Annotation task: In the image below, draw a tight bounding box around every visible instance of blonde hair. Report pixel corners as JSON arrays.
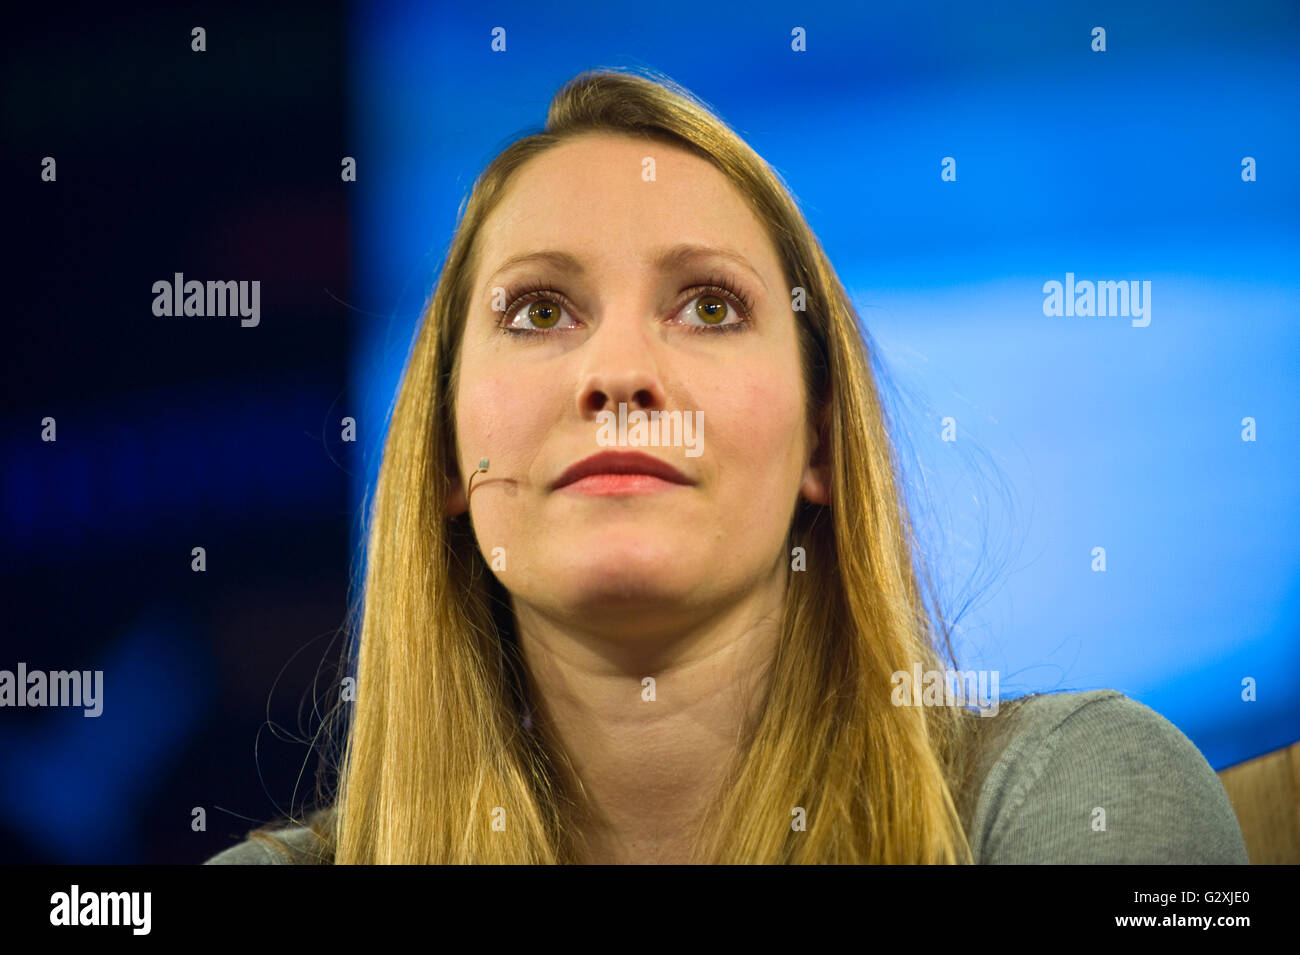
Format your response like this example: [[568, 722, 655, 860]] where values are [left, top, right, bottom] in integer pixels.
[[257, 66, 993, 864]]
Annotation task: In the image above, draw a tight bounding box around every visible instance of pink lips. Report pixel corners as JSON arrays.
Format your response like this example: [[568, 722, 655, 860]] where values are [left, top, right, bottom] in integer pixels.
[[551, 451, 694, 495]]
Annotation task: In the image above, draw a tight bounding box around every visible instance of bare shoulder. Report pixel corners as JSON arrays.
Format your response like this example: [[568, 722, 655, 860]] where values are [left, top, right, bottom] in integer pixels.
[[203, 825, 330, 865]]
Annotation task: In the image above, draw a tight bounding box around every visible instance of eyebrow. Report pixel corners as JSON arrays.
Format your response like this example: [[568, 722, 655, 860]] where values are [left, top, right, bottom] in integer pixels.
[[486, 242, 770, 294]]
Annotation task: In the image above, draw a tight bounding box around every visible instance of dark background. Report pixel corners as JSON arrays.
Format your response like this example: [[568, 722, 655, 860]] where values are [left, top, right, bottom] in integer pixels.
[[1, 1, 352, 863]]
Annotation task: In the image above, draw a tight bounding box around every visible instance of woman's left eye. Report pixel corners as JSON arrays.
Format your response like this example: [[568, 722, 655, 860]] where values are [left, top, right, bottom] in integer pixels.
[[677, 292, 746, 330], [673, 285, 753, 333]]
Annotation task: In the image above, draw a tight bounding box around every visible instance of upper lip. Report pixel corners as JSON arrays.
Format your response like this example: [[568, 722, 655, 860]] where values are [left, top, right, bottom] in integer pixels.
[[551, 451, 694, 490]]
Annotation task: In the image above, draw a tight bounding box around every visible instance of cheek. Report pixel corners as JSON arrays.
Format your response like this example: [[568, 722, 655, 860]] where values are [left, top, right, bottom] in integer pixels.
[[456, 364, 551, 471], [705, 367, 806, 481]]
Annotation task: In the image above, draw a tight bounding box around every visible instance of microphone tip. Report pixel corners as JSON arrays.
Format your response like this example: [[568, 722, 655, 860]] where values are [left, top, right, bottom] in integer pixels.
[[478, 458, 490, 472]]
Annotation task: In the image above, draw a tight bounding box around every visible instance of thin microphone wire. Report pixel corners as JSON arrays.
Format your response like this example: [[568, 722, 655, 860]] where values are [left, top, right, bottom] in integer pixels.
[[466, 457, 490, 500]]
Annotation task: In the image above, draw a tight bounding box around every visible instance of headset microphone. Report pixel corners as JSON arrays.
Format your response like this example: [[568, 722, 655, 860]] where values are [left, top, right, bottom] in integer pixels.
[[466, 457, 490, 499]]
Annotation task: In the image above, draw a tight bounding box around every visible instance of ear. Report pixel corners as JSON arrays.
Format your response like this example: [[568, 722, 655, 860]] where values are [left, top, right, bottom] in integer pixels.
[[445, 458, 468, 518], [798, 391, 831, 507]]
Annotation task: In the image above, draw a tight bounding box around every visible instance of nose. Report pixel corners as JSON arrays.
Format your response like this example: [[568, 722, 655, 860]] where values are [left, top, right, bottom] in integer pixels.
[[574, 314, 669, 422]]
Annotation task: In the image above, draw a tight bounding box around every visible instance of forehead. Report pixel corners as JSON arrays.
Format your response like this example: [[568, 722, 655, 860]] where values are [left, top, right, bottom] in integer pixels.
[[475, 132, 778, 282]]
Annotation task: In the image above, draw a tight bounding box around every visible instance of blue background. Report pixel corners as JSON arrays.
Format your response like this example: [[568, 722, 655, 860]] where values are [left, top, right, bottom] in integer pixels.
[[348, 0, 1299, 772]]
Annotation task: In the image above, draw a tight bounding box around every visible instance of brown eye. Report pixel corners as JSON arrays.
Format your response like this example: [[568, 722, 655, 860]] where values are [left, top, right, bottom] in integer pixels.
[[526, 299, 562, 328], [695, 295, 728, 325]]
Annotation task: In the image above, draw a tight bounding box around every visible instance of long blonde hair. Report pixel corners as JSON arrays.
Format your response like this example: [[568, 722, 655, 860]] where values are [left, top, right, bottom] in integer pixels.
[[261, 66, 989, 864]]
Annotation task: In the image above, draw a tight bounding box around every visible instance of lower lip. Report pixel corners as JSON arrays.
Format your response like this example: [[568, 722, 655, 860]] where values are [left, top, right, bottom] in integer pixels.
[[557, 474, 689, 496]]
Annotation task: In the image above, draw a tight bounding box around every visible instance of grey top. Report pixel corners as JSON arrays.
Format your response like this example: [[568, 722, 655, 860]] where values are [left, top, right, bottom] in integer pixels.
[[203, 689, 1250, 864]]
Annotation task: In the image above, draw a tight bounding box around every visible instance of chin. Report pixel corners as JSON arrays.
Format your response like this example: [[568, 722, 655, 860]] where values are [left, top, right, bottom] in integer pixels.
[[534, 574, 698, 619], [554, 532, 686, 566]]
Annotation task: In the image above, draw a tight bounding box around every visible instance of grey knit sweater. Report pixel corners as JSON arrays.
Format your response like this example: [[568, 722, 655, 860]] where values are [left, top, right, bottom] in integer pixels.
[[203, 689, 1250, 864]]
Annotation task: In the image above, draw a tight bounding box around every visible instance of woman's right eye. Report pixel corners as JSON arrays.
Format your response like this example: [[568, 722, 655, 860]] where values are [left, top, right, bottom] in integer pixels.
[[501, 296, 578, 335]]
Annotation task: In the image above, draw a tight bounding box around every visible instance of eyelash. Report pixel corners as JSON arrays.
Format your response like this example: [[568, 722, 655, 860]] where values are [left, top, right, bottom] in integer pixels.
[[495, 274, 756, 338]]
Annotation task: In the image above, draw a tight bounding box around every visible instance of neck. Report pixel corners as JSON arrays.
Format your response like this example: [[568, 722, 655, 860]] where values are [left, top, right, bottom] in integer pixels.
[[513, 569, 786, 864]]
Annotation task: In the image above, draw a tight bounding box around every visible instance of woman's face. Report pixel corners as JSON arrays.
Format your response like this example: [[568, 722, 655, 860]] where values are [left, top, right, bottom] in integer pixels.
[[449, 131, 828, 633]]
